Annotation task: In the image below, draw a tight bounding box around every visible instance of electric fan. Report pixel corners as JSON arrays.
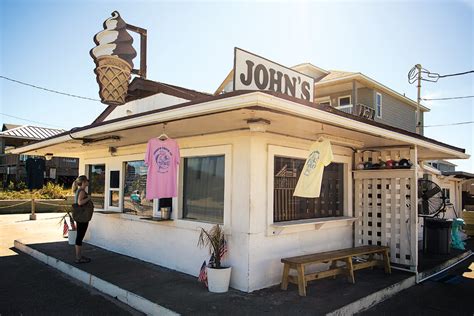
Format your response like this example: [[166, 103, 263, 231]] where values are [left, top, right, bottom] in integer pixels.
[[417, 179, 446, 217]]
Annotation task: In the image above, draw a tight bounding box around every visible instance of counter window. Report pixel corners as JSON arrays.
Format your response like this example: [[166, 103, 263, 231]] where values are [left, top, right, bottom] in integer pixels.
[[183, 155, 224, 223], [273, 156, 344, 222], [88, 164, 105, 209], [123, 160, 153, 217]]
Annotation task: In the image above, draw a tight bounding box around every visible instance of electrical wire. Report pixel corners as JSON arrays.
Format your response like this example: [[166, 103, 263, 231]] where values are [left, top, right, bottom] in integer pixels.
[[421, 95, 474, 101], [438, 70, 474, 78], [0, 75, 100, 102], [0, 112, 67, 129], [424, 121, 473, 127], [408, 66, 474, 84]]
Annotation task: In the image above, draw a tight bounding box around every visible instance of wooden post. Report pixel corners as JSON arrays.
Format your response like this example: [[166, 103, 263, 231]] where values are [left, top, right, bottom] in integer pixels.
[[30, 198, 36, 220]]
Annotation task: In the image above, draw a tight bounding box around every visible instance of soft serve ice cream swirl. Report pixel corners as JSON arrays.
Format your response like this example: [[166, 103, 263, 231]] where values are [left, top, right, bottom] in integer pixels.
[[90, 11, 137, 68]]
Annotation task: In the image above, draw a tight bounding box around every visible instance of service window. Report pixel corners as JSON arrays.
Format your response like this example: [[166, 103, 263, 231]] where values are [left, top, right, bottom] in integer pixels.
[[123, 160, 153, 217], [88, 164, 105, 209], [273, 156, 344, 222], [182, 155, 225, 224]]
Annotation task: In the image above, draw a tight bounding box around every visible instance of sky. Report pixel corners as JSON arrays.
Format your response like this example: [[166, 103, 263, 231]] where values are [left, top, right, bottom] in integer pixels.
[[0, 0, 473, 172]]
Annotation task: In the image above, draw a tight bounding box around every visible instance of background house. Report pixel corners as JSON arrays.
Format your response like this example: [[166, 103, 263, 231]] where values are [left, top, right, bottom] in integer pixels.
[[215, 64, 430, 135], [0, 124, 79, 188]]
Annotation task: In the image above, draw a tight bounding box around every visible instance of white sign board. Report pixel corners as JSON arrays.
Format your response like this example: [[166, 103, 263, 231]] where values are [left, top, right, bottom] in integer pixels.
[[233, 48, 314, 102]]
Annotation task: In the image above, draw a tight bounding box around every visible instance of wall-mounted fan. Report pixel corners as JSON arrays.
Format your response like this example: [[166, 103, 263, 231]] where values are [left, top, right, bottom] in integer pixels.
[[418, 179, 446, 217]]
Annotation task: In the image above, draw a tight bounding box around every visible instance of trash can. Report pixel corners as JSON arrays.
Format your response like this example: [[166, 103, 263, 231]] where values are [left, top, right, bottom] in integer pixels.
[[424, 218, 452, 254]]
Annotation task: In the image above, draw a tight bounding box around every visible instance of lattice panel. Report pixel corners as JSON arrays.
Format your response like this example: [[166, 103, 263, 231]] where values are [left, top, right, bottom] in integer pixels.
[[354, 148, 417, 268]]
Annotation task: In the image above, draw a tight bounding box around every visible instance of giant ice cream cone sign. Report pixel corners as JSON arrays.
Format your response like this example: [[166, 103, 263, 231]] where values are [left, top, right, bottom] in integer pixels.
[[90, 11, 137, 105]]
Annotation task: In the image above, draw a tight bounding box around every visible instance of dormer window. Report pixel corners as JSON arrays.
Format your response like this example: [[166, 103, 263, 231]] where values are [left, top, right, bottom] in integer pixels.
[[338, 95, 351, 106]]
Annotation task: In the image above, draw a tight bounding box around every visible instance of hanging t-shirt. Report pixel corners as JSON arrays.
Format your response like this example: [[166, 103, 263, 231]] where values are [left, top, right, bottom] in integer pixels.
[[293, 139, 333, 198], [145, 138, 180, 200]]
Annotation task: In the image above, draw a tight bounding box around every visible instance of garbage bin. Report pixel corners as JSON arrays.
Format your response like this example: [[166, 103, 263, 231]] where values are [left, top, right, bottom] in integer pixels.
[[423, 218, 452, 254]]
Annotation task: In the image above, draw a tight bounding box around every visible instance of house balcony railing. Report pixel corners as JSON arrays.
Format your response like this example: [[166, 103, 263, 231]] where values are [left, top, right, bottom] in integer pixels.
[[334, 103, 376, 120]]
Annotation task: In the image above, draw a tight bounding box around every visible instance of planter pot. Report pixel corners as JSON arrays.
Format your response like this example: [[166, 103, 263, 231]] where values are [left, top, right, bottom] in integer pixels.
[[68, 230, 77, 245], [207, 266, 232, 293]]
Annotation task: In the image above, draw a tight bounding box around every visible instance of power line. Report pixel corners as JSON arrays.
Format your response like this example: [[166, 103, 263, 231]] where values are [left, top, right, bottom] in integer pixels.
[[408, 66, 474, 84], [421, 95, 474, 101], [0, 75, 100, 102], [438, 70, 474, 78], [424, 121, 473, 128], [0, 112, 67, 129]]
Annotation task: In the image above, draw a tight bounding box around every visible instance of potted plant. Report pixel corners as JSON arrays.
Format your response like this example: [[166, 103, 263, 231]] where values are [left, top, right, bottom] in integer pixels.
[[59, 207, 76, 245], [197, 224, 231, 293]]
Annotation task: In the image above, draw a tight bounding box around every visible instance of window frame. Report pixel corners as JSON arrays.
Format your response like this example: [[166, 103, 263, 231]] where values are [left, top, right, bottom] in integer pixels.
[[375, 92, 383, 118], [122, 160, 154, 217], [338, 95, 352, 107], [267, 145, 352, 235], [178, 145, 232, 229], [315, 96, 332, 107]]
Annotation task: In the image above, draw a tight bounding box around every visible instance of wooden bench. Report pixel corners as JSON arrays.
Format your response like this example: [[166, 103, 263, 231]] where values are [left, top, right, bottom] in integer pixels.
[[281, 245, 391, 296]]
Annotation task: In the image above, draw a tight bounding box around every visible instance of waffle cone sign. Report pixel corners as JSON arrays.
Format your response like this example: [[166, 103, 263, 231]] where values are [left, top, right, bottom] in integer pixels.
[[90, 11, 137, 105], [94, 56, 132, 105]]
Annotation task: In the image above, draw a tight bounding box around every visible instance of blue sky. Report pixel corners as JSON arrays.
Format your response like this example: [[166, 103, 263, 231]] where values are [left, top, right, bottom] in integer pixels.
[[1, 0, 473, 172]]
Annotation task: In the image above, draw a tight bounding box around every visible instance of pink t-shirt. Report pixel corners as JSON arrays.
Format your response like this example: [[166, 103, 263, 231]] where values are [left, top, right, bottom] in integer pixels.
[[145, 138, 180, 200]]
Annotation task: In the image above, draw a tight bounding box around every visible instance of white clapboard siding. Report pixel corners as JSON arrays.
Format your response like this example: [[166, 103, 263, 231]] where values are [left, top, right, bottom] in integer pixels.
[[354, 148, 418, 269]]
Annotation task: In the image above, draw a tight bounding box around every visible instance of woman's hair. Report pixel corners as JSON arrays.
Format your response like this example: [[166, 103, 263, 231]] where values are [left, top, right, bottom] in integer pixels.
[[72, 175, 89, 193]]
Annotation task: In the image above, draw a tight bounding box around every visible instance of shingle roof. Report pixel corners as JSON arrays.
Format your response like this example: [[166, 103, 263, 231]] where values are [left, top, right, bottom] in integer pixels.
[[0, 125, 65, 140], [317, 70, 357, 83]]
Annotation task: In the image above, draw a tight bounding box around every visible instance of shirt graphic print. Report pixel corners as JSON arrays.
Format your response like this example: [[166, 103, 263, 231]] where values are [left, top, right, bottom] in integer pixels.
[[293, 139, 333, 198], [145, 138, 180, 200]]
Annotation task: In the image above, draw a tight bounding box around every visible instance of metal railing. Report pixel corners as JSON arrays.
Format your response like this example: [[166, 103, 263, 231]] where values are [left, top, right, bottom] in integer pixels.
[[334, 103, 376, 120]]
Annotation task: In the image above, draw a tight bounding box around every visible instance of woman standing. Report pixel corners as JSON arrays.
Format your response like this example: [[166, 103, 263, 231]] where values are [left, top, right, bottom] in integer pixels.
[[72, 175, 93, 263]]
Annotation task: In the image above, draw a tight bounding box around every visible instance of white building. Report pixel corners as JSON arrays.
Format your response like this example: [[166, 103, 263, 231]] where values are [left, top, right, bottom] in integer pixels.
[[12, 50, 469, 292]]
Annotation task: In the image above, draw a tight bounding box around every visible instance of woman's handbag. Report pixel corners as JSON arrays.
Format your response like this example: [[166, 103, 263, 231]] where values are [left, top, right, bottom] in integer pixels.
[[72, 200, 94, 223]]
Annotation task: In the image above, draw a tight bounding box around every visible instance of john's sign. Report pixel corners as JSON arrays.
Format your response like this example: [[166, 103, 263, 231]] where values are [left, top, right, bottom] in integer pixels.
[[233, 48, 314, 101]]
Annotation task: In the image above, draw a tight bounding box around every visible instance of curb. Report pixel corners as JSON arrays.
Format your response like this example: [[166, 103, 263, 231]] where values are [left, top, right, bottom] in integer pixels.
[[416, 250, 473, 283], [14, 240, 179, 316], [326, 275, 416, 316]]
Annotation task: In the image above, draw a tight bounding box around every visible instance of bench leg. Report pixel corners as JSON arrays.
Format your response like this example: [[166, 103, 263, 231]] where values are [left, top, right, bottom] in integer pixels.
[[368, 254, 374, 269], [296, 265, 306, 296], [345, 257, 355, 284], [383, 250, 392, 274], [281, 263, 290, 290], [330, 260, 338, 279]]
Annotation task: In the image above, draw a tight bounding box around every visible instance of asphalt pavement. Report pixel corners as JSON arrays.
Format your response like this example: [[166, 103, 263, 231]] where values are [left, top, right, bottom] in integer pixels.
[[0, 213, 143, 316], [359, 245, 474, 316]]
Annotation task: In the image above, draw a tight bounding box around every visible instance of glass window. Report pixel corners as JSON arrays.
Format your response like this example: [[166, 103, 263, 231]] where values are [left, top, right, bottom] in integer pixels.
[[88, 164, 105, 209], [376, 92, 382, 117], [274, 156, 344, 222], [183, 156, 225, 223], [123, 161, 153, 217], [338, 96, 351, 106]]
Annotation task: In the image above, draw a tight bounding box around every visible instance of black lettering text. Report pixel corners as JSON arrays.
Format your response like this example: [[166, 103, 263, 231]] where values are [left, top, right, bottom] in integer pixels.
[[254, 64, 269, 90], [301, 81, 311, 101], [284, 74, 296, 97], [240, 60, 254, 86], [268, 69, 283, 93]]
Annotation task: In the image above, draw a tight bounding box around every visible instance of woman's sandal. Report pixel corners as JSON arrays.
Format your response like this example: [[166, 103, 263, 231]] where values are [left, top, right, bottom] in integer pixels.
[[75, 256, 91, 264]]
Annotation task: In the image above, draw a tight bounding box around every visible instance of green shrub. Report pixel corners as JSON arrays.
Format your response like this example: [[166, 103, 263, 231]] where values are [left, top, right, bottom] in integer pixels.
[[38, 182, 67, 199], [0, 183, 71, 200]]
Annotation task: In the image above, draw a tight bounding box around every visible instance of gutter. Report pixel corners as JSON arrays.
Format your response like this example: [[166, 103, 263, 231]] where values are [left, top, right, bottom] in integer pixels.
[[10, 91, 468, 159], [316, 73, 431, 112]]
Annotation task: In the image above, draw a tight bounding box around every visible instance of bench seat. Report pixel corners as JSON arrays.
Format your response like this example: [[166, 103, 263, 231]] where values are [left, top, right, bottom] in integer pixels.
[[281, 245, 391, 296]]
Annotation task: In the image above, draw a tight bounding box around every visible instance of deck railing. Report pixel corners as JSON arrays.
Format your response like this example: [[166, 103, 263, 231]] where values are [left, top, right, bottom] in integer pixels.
[[334, 103, 376, 120]]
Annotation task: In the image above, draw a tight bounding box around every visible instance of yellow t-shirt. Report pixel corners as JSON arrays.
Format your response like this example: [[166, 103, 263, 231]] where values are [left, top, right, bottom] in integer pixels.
[[293, 139, 334, 198]]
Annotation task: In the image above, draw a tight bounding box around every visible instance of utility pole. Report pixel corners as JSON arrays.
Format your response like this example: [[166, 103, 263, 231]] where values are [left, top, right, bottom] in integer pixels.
[[416, 64, 422, 134]]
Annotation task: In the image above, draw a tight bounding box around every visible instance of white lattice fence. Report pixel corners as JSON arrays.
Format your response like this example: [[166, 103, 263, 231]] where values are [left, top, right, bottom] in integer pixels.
[[354, 149, 418, 268]]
